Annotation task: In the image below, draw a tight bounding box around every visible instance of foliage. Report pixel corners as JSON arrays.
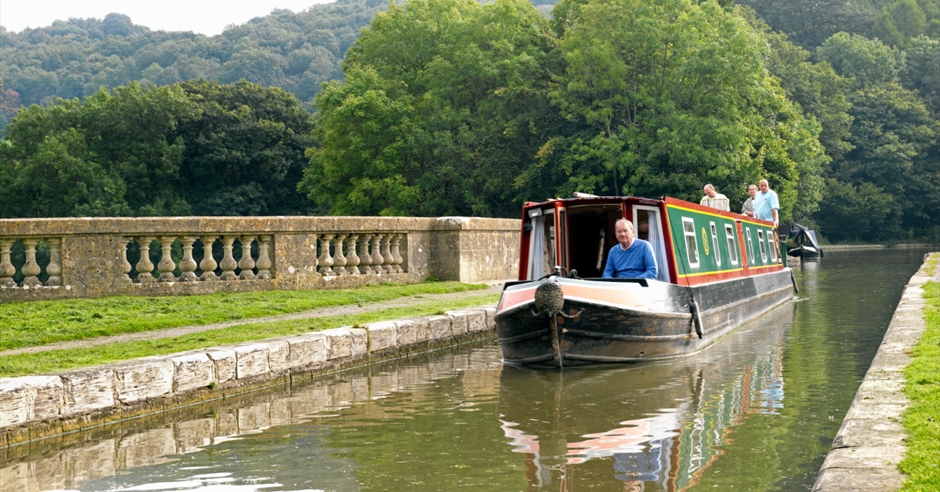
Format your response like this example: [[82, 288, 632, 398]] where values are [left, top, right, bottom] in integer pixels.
[[0, 0, 388, 122], [899, 35, 940, 116], [814, 177, 902, 241], [899, 279, 940, 490], [301, 0, 562, 216], [734, 0, 878, 49], [543, 0, 827, 216], [0, 80, 316, 217], [832, 83, 939, 236], [817, 32, 902, 89]]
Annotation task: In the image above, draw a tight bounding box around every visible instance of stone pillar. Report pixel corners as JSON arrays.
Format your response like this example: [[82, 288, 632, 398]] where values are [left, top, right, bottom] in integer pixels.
[[318, 234, 335, 276], [256, 235, 273, 280], [391, 233, 404, 273], [0, 238, 17, 288], [346, 234, 360, 275], [380, 234, 394, 273], [199, 236, 218, 281], [371, 234, 384, 276], [157, 236, 178, 282], [332, 234, 347, 276], [135, 237, 156, 283], [179, 236, 199, 282], [238, 236, 257, 280], [20, 238, 42, 288], [219, 236, 238, 281], [121, 238, 133, 283], [358, 233, 373, 275], [44, 237, 62, 286]]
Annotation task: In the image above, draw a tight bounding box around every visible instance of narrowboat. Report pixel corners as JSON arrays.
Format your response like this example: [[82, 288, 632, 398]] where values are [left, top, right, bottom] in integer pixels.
[[787, 223, 823, 259], [495, 194, 795, 366]]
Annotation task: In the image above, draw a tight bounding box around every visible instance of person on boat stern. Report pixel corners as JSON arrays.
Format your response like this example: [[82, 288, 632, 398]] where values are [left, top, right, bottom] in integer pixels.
[[700, 184, 730, 211], [753, 179, 780, 228], [741, 184, 758, 217], [603, 219, 658, 279]]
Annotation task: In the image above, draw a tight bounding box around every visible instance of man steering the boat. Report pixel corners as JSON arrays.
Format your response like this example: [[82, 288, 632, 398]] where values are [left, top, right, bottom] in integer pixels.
[[602, 218, 658, 279]]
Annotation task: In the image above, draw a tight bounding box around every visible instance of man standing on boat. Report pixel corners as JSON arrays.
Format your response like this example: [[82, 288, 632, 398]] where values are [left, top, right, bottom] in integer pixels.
[[700, 184, 730, 211], [742, 184, 758, 217], [603, 219, 657, 279], [754, 179, 780, 228]]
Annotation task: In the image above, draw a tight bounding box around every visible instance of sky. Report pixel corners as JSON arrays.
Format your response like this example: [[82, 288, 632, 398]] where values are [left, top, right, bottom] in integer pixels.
[[1, 0, 336, 36]]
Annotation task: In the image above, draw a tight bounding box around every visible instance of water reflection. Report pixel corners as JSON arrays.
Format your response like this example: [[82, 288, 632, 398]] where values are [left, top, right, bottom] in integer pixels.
[[497, 302, 792, 491]]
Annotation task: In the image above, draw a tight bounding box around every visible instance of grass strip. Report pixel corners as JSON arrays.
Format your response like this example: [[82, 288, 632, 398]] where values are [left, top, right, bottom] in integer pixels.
[[0, 282, 486, 351], [899, 254, 940, 490], [0, 292, 499, 378]]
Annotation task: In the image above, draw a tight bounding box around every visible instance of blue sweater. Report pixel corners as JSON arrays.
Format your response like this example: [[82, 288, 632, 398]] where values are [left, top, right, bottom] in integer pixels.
[[602, 239, 657, 279]]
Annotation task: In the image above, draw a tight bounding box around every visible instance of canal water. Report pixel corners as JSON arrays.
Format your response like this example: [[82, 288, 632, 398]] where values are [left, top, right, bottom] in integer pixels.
[[0, 248, 931, 492]]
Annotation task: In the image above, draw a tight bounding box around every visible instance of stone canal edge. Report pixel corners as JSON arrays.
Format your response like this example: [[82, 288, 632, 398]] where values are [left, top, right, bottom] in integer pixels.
[[0, 306, 498, 448], [813, 252, 938, 492]]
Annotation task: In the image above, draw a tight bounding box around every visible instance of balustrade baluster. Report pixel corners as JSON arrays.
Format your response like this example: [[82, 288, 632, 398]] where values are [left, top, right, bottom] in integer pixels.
[[44, 237, 62, 286], [238, 236, 257, 280], [391, 233, 404, 273], [346, 234, 360, 275], [358, 233, 373, 274], [20, 238, 43, 288], [157, 236, 178, 282], [371, 234, 384, 275], [0, 239, 16, 288], [219, 236, 238, 281], [199, 236, 219, 281], [121, 238, 133, 283], [135, 237, 156, 283], [179, 236, 199, 282], [332, 234, 348, 275], [256, 235, 273, 279], [318, 234, 335, 276], [381, 234, 394, 273]]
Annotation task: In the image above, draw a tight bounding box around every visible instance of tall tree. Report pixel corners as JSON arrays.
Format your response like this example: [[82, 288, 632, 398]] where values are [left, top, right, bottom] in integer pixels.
[[545, 0, 827, 217], [301, 0, 562, 216]]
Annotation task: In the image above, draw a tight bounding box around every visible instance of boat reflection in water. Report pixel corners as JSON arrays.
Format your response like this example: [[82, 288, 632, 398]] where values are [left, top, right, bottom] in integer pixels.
[[497, 302, 793, 491]]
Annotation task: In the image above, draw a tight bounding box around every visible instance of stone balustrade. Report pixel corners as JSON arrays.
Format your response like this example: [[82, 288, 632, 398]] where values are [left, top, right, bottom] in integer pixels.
[[0, 216, 520, 302]]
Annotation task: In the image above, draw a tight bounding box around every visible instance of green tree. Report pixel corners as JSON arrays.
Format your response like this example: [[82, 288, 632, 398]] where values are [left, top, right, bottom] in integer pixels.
[[873, 0, 927, 47], [816, 32, 901, 89], [735, 0, 877, 49], [899, 35, 940, 116], [833, 82, 939, 235], [815, 178, 902, 241], [546, 0, 827, 218], [302, 0, 561, 216], [176, 79, 316, 215]]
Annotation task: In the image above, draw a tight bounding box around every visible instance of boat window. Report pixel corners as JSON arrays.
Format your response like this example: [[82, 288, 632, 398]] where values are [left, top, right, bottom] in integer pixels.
[[725, 224, 738, 265], [682, 218, 699, 268], [757, 229, 768, 262], [746, 228, 755, 264], [768, 231, 778, 263], [710, 222, 721, 267]]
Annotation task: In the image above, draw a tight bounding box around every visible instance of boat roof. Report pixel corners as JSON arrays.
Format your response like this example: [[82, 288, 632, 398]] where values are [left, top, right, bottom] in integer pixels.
[[787, 224, 822, 249]]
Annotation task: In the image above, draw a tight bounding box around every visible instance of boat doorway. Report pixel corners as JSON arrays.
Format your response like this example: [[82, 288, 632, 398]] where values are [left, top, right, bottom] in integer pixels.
[[633, 205, 671, 282], [561, 203, 622, 278]]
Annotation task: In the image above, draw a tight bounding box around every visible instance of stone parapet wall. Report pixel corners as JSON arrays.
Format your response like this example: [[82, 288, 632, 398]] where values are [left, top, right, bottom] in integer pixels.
[[0, 216, 520, 301], [0, 307, 496, 446]]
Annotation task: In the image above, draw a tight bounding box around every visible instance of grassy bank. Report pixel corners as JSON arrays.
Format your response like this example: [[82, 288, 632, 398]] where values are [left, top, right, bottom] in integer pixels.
[[899, 254, 940, 490], [0, 282, 488, 351], [0, 282, 498, 378]]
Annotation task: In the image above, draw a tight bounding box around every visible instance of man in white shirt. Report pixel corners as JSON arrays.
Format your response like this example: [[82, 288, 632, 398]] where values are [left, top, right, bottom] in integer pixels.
[[700, 184, 729, 211]]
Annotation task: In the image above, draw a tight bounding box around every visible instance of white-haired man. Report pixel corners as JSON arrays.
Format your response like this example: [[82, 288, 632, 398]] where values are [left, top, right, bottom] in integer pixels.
[[603, 219, 657, 279]]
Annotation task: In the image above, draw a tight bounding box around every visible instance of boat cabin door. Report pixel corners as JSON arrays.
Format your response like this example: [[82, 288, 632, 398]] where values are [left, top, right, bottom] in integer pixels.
[[633, 205, 671, 282], [525, 207, 557, 280]]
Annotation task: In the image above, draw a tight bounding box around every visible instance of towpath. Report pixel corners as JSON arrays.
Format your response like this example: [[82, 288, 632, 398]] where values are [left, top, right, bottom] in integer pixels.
[[0, 281, 508, 358]]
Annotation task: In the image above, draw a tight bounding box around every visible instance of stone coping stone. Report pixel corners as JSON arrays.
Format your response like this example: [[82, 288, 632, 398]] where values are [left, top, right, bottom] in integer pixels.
[[812, 253, 935, 491], [0, 308, 496, 445]]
